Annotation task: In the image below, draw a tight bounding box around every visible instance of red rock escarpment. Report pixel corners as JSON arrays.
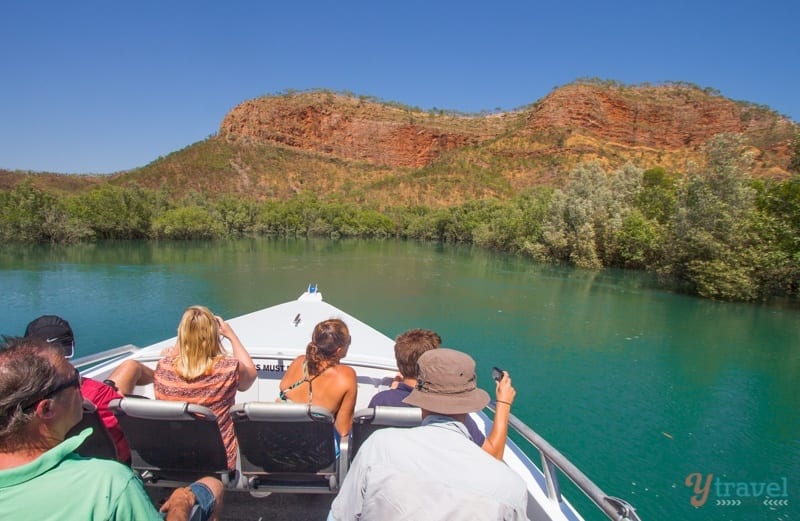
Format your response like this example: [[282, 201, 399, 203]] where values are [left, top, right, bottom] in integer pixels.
[[218, 85, 796, 177], [526, 83, 793, 151], [220, 94, 500, 168]]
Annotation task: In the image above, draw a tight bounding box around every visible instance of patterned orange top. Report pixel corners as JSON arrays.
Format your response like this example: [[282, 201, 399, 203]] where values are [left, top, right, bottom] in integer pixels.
[[153, 355, 240, 470]]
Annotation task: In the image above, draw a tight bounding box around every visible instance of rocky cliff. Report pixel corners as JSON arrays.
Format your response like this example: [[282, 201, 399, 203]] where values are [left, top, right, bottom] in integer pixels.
[[219, 93, 508, 168], [7, 82, 796, 205], [218, 83, 796, 180]]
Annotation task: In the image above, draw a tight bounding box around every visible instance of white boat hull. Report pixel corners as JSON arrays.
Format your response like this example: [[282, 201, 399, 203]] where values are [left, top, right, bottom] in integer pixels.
[[78, 288, 639, 521]]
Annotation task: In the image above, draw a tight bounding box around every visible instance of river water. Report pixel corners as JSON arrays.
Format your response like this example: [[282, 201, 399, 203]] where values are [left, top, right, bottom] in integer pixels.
[[1, 238, 797, 520]]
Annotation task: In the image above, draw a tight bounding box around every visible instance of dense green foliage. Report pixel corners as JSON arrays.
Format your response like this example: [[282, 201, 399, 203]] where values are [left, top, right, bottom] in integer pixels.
[[2, 138, 799, 302], [790, 133, 800, 174]]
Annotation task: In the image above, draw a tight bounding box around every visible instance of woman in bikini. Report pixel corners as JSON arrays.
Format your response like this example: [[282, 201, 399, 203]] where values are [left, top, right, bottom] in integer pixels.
[[277, 318, 357, 437]]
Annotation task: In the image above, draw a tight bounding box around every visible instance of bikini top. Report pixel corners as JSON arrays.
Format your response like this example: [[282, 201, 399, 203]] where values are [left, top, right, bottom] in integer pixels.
[[278, 360, 333, 402]]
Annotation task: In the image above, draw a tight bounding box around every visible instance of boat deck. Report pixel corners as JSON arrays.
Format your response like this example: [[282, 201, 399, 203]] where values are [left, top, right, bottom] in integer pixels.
[[76, 289, 641, 521]]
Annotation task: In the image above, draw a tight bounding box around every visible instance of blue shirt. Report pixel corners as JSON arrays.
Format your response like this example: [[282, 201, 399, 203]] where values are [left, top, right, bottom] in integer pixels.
[[368, 382, 487, 446]]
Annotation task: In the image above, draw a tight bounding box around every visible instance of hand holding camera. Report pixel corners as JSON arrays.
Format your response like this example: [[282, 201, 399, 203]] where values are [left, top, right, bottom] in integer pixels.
[[491, 366, 515, 407]]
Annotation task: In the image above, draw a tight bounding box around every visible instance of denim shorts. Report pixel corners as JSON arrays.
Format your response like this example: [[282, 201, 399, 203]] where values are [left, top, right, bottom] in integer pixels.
[[188, 482, 216, 521], [160, 482, 216, 521]]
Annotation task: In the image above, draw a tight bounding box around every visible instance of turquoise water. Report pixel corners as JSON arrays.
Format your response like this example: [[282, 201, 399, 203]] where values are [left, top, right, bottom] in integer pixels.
[[2, 238, 798, 520]]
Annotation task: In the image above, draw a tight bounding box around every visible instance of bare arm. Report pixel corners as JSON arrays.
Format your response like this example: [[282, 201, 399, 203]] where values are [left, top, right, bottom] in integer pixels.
[[160, 477, 224, 521], [334, 367, 358, 437], [160, 486, 195, 521], [481, 371, 515, 460], [217, 316, 257, 392], [278, 356, 303, 390]]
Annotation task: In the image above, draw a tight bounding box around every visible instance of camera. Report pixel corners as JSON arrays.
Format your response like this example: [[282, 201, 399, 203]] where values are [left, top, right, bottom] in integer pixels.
[[491, 366, 505, 382]]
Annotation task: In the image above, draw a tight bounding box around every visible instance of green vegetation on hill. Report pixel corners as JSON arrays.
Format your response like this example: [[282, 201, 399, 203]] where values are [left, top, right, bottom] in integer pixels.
[[2, 134, 799, 303], [2, 84, 799, 303]]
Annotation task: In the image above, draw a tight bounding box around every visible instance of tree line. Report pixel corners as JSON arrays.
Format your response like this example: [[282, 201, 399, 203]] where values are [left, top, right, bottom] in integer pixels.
[[2, 134, 798, 302]]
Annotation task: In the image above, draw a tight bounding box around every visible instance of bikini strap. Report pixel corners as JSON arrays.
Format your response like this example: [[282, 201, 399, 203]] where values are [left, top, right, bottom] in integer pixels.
[[305, 363, 335, 404], [279, 360, 334, 402], [278, 361, 310, 401]]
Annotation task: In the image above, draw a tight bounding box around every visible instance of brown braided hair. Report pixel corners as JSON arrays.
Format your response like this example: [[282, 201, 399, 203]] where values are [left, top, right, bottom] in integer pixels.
[[306, 319, 351, 375]]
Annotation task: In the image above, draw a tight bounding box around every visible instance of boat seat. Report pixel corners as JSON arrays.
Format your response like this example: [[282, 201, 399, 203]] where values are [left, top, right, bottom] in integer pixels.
[[108, 397, 232, 487], [65, 398, 119, 461], [230, 402, 346, 494], [350, 406, 422, 458]]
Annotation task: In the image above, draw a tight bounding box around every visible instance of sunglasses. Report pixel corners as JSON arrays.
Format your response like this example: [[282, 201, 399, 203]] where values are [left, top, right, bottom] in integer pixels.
[[21, 367, 81, 412]]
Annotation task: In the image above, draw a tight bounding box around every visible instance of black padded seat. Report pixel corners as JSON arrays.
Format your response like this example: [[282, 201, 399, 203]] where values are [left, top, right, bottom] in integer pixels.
[[66, 398, 119, 461], [230, 402, 345, 494], [108, 397, 231, 486], [350, 406, 422, 458]]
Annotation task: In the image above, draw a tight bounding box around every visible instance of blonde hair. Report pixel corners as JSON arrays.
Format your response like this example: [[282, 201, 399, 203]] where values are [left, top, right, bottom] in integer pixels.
[[174, 305, 223, 379]]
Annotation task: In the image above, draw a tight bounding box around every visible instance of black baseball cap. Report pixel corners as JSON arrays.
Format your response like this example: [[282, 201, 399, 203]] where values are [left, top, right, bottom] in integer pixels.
[[24, 315, 75, 359]]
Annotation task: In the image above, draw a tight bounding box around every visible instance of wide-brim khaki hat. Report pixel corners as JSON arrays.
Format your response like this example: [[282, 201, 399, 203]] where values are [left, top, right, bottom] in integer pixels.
[[402, 348, 490, 415]]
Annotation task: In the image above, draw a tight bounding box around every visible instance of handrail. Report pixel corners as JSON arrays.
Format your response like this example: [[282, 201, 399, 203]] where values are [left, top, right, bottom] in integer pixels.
[[489, 402, 642, 521], [71, 344, 141, 371]]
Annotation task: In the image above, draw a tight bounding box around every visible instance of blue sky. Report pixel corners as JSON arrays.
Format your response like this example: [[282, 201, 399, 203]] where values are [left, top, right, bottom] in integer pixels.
[[1, 1, 797, 174]]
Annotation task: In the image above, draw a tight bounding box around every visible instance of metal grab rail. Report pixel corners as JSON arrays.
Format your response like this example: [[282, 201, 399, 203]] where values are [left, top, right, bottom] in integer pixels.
[[72, 344, 141, 371], [489, 402, 642, 521]]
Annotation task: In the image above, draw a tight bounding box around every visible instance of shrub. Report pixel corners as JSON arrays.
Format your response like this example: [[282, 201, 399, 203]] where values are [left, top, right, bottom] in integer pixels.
[[152, 206, 223, 239]]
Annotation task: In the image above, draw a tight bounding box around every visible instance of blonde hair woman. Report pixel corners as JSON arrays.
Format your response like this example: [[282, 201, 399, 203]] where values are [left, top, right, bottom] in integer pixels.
[[278, 318, 357, 437], [154, 305, 257, 470]]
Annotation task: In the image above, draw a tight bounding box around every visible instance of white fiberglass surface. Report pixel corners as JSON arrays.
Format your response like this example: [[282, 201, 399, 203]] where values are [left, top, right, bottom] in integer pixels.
[[131, 292, 398, 368], [78, 292, 582, 521]]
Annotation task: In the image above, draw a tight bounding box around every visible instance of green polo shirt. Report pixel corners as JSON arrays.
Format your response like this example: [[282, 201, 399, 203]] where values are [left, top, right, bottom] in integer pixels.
[[0, 429, 162, 521]]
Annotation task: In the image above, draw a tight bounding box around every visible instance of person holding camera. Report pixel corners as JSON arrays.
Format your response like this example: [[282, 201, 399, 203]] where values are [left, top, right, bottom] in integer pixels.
[[368, 328, 515, 459], [330, 348, 527, 521]]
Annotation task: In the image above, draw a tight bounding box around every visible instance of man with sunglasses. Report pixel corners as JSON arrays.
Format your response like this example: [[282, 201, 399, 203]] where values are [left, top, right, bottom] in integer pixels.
[[25, 314, 135, 463], [0, 337, 223, 521]]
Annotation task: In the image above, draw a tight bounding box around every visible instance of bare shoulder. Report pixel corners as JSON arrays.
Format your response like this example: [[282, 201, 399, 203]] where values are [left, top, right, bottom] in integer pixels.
[[333, 364, 357, 381], [284, 355, 306, 372], [280, 355, 305, 382]]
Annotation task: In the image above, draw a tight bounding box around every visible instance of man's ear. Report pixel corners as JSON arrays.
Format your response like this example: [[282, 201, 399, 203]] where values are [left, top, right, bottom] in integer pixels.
[[37, 399, 55, 419]]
